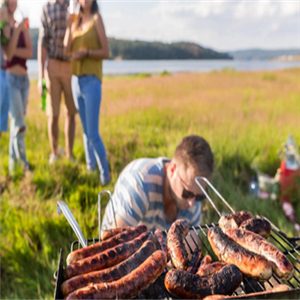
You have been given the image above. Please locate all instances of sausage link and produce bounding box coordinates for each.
[186,248,203,274]
[239,218,271,239]
[101,227,129,240]
[61,239,156,297]
[197,262,227,277]
[66,250,167,300]
[224,228,294,280]
[66,224,148,265]
[203,295,227,300]
[203,284,291,299]
[198,255,213,270]
[219,211,253,231]
[165,264,243,299]
[64,231,154,279]
[154,229,170,261]
[208,227,272,280]
[167,219,189,270]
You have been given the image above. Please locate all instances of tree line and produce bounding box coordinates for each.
[30,29,232,60]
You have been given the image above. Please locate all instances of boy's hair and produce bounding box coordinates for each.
[173,135,214,177]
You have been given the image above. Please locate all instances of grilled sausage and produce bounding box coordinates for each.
[167,219,189,270]
[66,224,148,264]
[224,228,294,280]
[165,264,243,299]
[219,211,253,231]
[203,295,227,300]
[154,229,170,261]
[239,217,271,239]
[208,227,272,280]
[61,239,156,297]
[197,262,227,277]
[203,284,291,299]
[199,255,213,269]
[65,250,167,300]
[101,227,129,240]
[268,284,291,292]
[186,248,203,274]
[64,231,154,279]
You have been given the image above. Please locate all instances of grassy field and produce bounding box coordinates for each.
[0,68,300,299]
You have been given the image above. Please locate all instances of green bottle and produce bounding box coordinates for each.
[41,79,47,110]
[0,2,9,45]
[0,21,9,45]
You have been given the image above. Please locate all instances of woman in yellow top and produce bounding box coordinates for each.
[64,0,110,185]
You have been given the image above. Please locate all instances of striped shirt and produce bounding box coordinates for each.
[102,157,201,232]
[38,0,70,61]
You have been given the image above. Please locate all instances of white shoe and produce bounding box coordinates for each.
[49,154,59,164]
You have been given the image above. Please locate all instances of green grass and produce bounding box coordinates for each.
[0,68,300,299]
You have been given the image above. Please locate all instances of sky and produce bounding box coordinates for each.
[17,0,300,52]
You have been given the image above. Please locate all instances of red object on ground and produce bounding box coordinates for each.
[279,161,300,203]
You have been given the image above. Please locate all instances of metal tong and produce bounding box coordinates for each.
[195,176,235,217]
[57,200,87,248]
[57,190,116,247]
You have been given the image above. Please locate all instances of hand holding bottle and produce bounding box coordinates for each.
[0,4,9,45]
[67,0,80,26]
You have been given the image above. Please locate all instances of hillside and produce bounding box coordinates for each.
[108,38,232,60]
[29,28,232,60]
[229,48,300,60]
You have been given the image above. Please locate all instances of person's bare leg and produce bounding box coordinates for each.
[65,113,75,159]
[48,115,59,156]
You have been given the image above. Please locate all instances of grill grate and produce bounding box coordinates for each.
[54,179,300,299]
[55,222,300,300]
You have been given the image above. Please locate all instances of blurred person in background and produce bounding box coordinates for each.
[0,3,10,138]
[38,0,77,164]
[102,135,214,232]
[2,0,32,175]
[64,0,111,185]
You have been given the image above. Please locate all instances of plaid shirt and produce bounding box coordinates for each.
[39,0,70,61]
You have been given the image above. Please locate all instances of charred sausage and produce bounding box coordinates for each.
[101,227,129,240]
[167,219,189,270]
[65,250,167,300]
[219,211,253,231]
[224,228,294,280]
[197,262,227,277]
[64,231,154,279]
[199,255,213,269]
[66,224,148,264]
[208,227,272,280]
[239,218,271,239]
[154,229,170,261]
[61,239,156,297]
[186,248,203,274]
[203,284,291,299]
[165,264,243,299]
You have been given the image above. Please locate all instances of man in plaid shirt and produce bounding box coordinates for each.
[38,0,77,164]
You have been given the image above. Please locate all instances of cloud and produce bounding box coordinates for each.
[146,1,300,49]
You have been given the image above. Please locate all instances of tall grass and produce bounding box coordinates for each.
[0,68,299,299]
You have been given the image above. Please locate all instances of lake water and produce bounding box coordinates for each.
[27,59,300,79]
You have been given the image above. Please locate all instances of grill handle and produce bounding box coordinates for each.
[57,200,87,248]
[98,190,116,241]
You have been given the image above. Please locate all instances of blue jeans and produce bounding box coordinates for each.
[0,69,9,132]
[7,73,30,173]
[71,75,110,184]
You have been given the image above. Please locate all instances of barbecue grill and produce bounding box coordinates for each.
[54,178,300,300]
